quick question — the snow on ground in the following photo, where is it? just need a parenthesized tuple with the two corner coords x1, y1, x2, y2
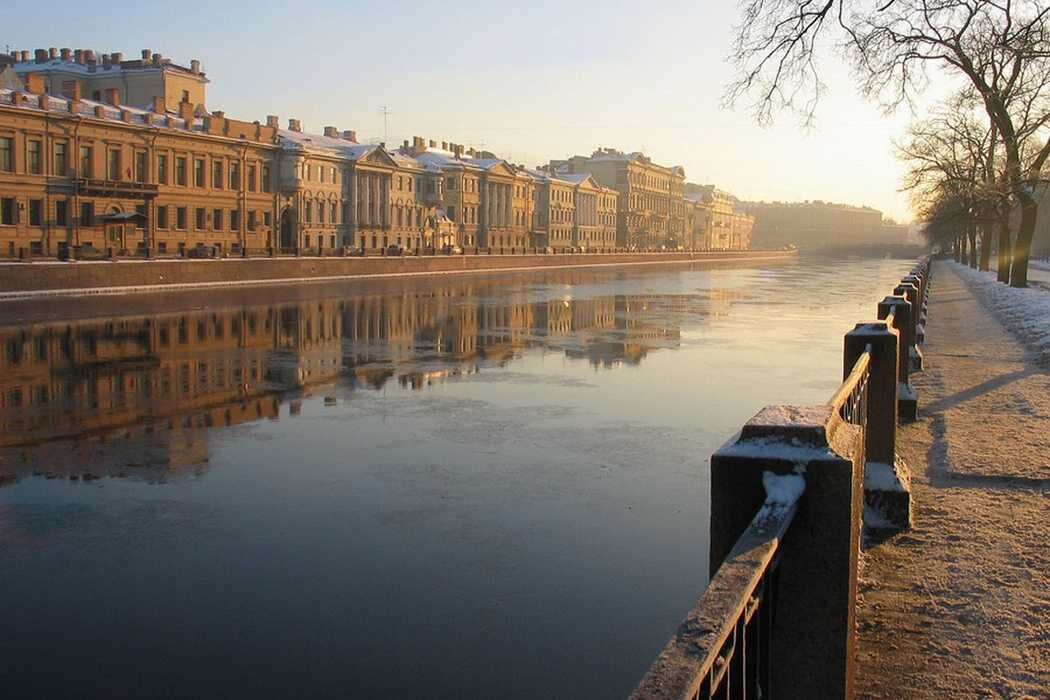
(1030, 259, 1050, 272)
(951, 261, 1050, 365)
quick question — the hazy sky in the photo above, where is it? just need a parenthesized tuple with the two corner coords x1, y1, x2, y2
(7, 0, 939, 221)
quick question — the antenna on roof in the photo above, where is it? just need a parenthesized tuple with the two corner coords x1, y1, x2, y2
(379, 105, 392, 143)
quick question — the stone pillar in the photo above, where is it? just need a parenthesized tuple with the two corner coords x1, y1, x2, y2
(894, 281, 923, 372)
(710, 404, 862, 699)
(902, 275, 925, 345)
(844, 321, 899, 466)
(878, 295, 916, 422)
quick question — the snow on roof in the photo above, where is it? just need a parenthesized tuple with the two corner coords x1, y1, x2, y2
(278, 129, 375, 160)
(12, 58, 203, 79)
(0, 88, 199, 131)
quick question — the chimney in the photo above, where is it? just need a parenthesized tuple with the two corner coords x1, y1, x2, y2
(212, 110, 225, 120)
(20, 50, 30, 63)
(288, 118, 301, 132)
(152, 95, 166, 113)
(323, 126, 338, 137)
(152, 53, 161, 66)
(120, 108, 132, 123)
(60, 48, 71, 62)
(441, 141, 448, 151)
(49, 47, 58, 59)
(402, 139, 409, 150)
(84, 50, 96, 64)
(35, 49, 48, 63)
(104, 87, 120, 107)
(112, 52, 123, 64)
(178, 100, 195, 122)
(62, 80, 81, 101)
(8, 51, 17, 63)
(102, 54, 111, 68)
(38, 94, 50, 110)
(190, 59, 201, 74)
(142, 48, 151, 61)
(74, 49, 84, 64)
(344, 129, 357, 142)
(266, 115, 279, 128)
(94, 105, 106, 118)
(25, 73, 46, 95)
(429, 139, 436, 148)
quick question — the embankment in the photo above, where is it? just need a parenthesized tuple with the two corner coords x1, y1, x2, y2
(0, 249, 796, 299)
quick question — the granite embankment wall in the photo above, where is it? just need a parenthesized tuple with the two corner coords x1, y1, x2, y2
(0, 249, 797, 298)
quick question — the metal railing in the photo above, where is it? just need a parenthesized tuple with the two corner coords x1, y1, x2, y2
(830, 347, 871, 428)
(630, 497, 798, 700)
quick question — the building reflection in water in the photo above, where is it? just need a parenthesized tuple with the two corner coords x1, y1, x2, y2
(0, 274, 744, 485)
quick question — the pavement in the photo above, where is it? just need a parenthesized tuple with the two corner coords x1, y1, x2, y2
(855, 260, 1050, 698)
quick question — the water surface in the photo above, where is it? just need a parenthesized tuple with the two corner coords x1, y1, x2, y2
(0, 255, 915, 698)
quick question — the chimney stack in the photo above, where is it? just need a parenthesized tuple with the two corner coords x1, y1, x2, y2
(104, 88, 120, 106)
(49, 47, 58, 59)
(190, 59, 200, 74)
(429, 139, 436, 148)
(141, 49, 151, 60)
(62, 80, 81, 101)
(102, 54, 111, 68)
(25, 74, 46, 95)
(178, 100, 195, 122)
(60, 48, 71, 61)
(288, 118, 301, 132)
(344, 130, 357, 142)
(20, 50, 30, 63)
(112, 52, 123, 64)
(152, 53, 161, 66)
(152, 95, 166, 113)
(402, 139, 409, 149)
(74, 49, 84, 64)
(84, 50, 95, 64)
(35, 49, 48, 63)
(324, 126, 338, 137)
(441, 141, 448, 151)
(266, 115, 279, 128)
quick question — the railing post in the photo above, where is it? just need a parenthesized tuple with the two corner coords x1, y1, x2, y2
(843, 321, 912, 530)
(879, 296, 917, 423)
(901, 275, 925, 345)
(710, 405, 863, 699)
(893, 282, 923, 372)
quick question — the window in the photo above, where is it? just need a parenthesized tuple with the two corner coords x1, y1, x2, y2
(446, 177, 456, 191)
(447, 206, 456, 221)
(80, 202, 93, 227)
(27, 140, 42, 174)
(330, 202, 337, 223)
(195, 159, 206, 187)
(56, 200, 68, 226)
(135, 151, 147, 183)
(175, 157, 187, 186)
(248, 211, 257, 231)
(176, 206, 187, 230)
(213, 208, 223, 230)
(92, 90, 101, 101)
(181, 89, 190, 103)
(263, 212, 272, 226)
(54, 142, 68, 176)
(0, 137, 12, 172)
(305, 164, 312, 181)
(157, 154, 168, 184)
(319, 167, 326, 184)
(135, 204, 146, 229)
(304, 201, 312, 224)
(230, 210, 240, 231)
(247, 165, 256, 192)
(212, 160, 223, 189)
(261, 165, 271, 193)
(1, 198, 14, 225)
(229, 162, 240, 190)
(318, 203, 325, 224)
(28, 198, 42, 225)
(331, 167, 336, 183)
(196, 208, 206, 230)
(108, 148, 121, 180)
(157, 205, 169, 229)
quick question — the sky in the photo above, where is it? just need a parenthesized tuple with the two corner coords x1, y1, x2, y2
(5, 0, 943, 222)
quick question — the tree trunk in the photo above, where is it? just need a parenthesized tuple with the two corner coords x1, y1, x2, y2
(979, 221, 992, 271)
(967, 224, 978, 268)
(996, 219, 1011, 283)
(958, 233, 965, 263)
(1009, 197, 1037, 288)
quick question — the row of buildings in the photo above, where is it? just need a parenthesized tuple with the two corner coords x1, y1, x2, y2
(0, 46, 753, 258)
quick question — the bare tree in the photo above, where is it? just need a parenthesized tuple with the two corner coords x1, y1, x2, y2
(728, 0, 1050, 286)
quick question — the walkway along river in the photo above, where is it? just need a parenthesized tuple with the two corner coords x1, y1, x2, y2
(0, 255, 914, 699)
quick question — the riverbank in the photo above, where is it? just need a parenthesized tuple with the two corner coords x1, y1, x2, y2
(855, 260, 1050, 697)
(0, 249, 796, 300)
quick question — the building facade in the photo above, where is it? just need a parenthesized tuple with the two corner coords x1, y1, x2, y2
(556, 148, 686, 250)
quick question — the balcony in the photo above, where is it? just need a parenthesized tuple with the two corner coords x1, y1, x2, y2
(77, 178, 159, 200)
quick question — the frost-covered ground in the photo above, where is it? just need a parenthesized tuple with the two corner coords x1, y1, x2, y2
(951, 261, 1050, 365)
(855, 261, 1050, 698)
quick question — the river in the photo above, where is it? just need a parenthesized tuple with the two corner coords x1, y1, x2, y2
(0, 254, 915, 699)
